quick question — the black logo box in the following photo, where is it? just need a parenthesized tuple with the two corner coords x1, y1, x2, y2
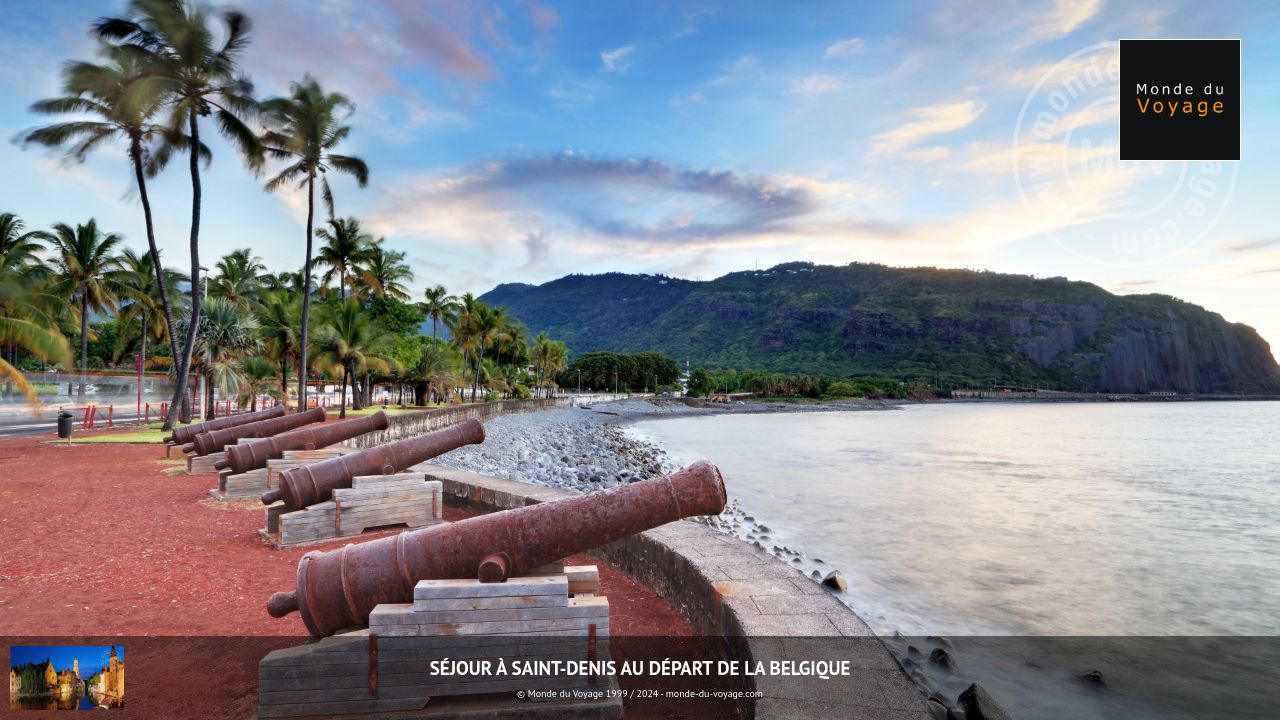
(1120, 39, 1240, 161)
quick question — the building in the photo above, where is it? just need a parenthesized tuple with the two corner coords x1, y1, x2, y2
(95, 646, 124, 703)
(8, 668, 18, 698)
(43, 661, 56, 689)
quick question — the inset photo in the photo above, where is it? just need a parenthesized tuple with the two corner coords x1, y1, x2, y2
(8, 645, 125, 710)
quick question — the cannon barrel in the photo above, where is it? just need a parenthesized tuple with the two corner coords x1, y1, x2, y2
(164, 405, 285, 444)
(214, 411, 391, 473)
(267, 460, 726, 636)
(184, 406, 327, 456)
(261, 418, 486, 509)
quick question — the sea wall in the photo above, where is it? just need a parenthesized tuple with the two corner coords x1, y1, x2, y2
(349, 395, 630, 448)
(414, 462, 929, 719)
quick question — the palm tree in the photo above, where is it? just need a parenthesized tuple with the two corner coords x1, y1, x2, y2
(313, 217, 371, 301)
(95, 0, 261, 429)
(409, 339, 461, 406)
(311, 298, 389, 419)
(209, 248, 265, 308)
(419, 285, 457, 341)
(236, 355, 281, 411)
(530, 332, 569, 398)
(259, 76, 369, 412)
(46, 220, 127, 398)
(0, 276, 72, 411)
(113, 248, 184, 373)
(256, 290, 299, 400)
(182, 296, 260, 419)
(355, 238, 413, 300)
(448, 293, 484, 401)
(0, 214, 50, 278)
(0, 213, 52, 370)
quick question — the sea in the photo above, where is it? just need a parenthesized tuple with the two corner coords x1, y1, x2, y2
(629, 401, 1280, 719)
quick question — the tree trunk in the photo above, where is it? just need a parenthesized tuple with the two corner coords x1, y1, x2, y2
(131, 136, 178, 430)
(349, 363, 361, 411)
(205, 372, 215, 420)
(78, 293, 88, 399)
(338, 363, 348, 419)
(339, 270, 345, 302)
(279, 356, 289, 400)
(298, 173, 315, 412)
(165, 113, 204, 429)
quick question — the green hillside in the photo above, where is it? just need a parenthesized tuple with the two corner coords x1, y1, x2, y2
(481, 262, 1280, 394)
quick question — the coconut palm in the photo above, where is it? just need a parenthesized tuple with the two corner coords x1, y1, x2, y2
(236, 354, 282, 411)
(182, 296, 260, 419)
(113, 248, 185, 371)
(355, 238, 413, 301)
(530, 332, 569, 398)
(1, 213, 53, 371)
(0, 276, 72, 411)
(46, 220, 128, 398)
(419, 285, 457, 341)
(258, 76, 369, 411)
(256, 290, 299, 400)
(313, 217, 370, 301)
(311, 298, 389, 419)
(209, 248, 265, 308)
(0, 214, 50, 279)
(20, 43, 205, 397)
(95, 0, 261, 428)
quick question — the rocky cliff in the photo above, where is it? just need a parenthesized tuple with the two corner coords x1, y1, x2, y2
(481, 262, 1280, 394)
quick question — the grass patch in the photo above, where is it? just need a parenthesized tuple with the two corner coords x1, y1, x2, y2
(52, 428, 169, 444)
(343, 405, 439, 416)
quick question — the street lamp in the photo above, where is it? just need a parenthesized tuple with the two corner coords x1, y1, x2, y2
(577, 369, 581, 394)
(199, 265, 210, 299)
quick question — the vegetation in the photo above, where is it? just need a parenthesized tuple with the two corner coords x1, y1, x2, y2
(483, 262, 1280, 394)
(556, 351, 679, 393)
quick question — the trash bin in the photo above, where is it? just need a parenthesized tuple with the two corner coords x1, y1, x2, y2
(57, 411, 74, 439)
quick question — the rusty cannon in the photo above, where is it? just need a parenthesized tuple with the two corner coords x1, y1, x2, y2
(267, 460, 726, 636)
(214, 410, 391, 473)
(261, 418, 486, 510)
(164, 405, 285, 445)
(184, 406, 327, 456)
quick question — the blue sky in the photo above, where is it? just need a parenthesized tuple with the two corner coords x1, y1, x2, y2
(2, 0, 1278, 352)
(10, 645, 122, 675)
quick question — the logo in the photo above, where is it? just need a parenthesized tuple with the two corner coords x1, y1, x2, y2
(1120, 39, 1240, 161)
(1013, 42, 1238, 267)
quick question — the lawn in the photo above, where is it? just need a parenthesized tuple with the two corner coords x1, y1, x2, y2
(53, 427, 169, 444)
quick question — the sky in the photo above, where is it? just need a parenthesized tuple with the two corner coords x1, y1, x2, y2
(9, 645, 122, 676)
(1, 0, 1278, 352)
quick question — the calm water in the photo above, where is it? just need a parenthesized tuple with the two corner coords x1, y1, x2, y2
(632, 402, 1280, 717)
(633, 402, 1280, 636)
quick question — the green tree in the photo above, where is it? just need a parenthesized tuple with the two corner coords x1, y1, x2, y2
(419, 285, 457, 341)
(112, 248, 184, 370)
(95, 0, 262, 428)
(20, 43, 198, 398)
(407, 338, 461, 406)
(0, 276, 72, 410)
(237, 354, 282, 411)
(182, 296, 260, 419)
(259, 76, 369, 411)
(686, 368, 713, 397)
(313, 217, 370, 301)
(356, 238, 413, 301)
(46, 219, 127, 398)
(210, 248, 266, 308)
(255, 290, 299, 399)
(311, 298, 390, 418)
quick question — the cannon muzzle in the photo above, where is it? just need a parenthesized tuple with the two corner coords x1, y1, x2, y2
(164, 405, 286, 444)
(261, 418, 485, 509)
(268, 460, 726, 636)
(217, 411, 390, 474)
(186, 406, 326, 456)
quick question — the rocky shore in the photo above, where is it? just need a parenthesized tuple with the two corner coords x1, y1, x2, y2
(434, 397, 880, 582)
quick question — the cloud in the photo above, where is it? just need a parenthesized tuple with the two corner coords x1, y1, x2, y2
(519, 231, 551, 270)
(870, 99, 985, 155)
(824, 37, 864, 58)
(791, 74, 842, 96)
(1221, 238, 1280, 253)
(600, 45, 636, 72)
(1031, 0, 1103, 41)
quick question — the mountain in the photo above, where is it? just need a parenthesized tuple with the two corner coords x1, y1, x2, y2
(479, 262, 1280, 394)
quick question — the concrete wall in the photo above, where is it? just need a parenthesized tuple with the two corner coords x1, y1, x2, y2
(415, 463, 929, 720)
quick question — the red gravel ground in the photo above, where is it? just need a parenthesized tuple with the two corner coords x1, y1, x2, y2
(0, 427, 733, 719)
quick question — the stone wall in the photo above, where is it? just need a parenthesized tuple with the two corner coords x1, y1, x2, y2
(415, 463, 930, 720)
